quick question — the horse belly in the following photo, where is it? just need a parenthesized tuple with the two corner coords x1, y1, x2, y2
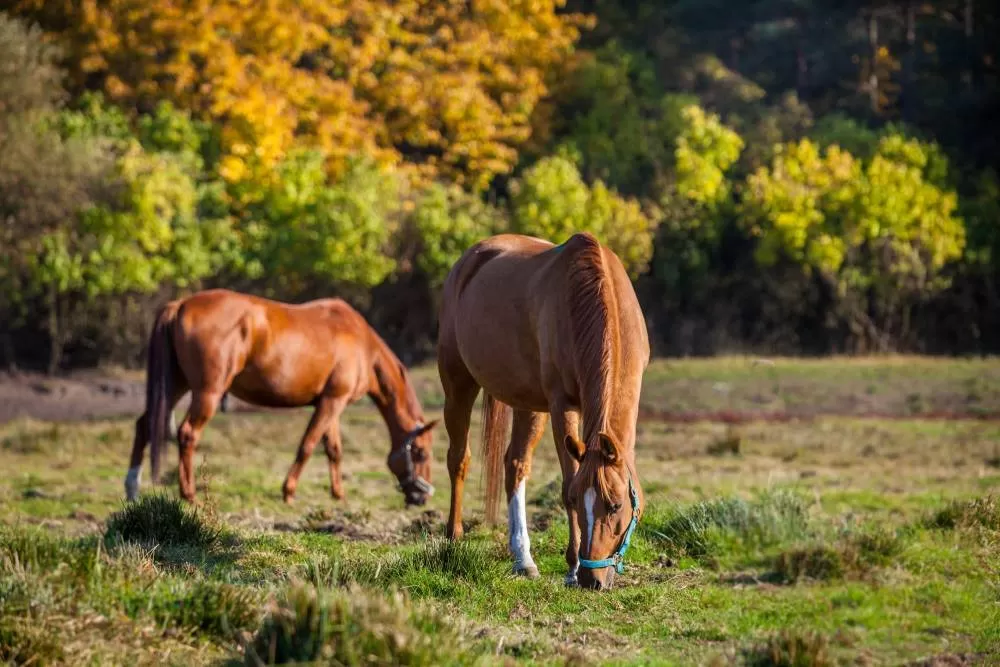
(229, 362, 327, 409)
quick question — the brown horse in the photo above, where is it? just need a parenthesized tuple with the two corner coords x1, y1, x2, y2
(124, 289, 438, 506)
(438, 232, 649, 590)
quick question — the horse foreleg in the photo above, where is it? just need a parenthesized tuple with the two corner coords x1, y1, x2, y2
(177, 391, 220, 502)
(550, 406, 583, 586)
(322, 398, 349, 500)
(505, 410, 548, 578)
(282, 399, 336, 504)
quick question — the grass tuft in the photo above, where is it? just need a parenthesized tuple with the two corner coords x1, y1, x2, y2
(774, 526, 903, 582)
(245, 582, 476, 666)
(0, 617, 65, 665)
(643, 491, 811, 560)
(0, 524, 98, 582)
(742, 629, 831, 667)
(141, 579, 263, 637)
(335, 538, 508, 588)
(924, 495, 1000, 532)
(105, 493, 223, 549)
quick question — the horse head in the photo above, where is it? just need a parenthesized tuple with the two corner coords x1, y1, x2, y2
(565, 430, 643, 590)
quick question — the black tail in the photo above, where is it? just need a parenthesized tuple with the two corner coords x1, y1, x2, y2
(146, 303, 178, 484)
(481, 393, 512, 524)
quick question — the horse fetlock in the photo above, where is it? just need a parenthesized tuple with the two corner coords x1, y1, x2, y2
(514, 563, 540, 579)
(124, 466, 141, 500)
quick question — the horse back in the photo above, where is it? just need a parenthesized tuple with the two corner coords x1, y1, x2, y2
(172, 289, 373, 407)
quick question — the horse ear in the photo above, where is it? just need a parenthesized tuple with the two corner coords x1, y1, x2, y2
(415, 419, 439, 436)
(563, 434, 585, 462)
(598, 431, 622, 465)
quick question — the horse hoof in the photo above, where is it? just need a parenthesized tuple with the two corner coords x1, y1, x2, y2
(514, 564, 540, 579)
(283, 493, 295, 505)
(564, 574, 579, 587)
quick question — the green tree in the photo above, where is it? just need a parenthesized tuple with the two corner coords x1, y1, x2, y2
(510, 153, 654, 277)
(409, 184, 507, 287)
(238, 152, 400, 294)
(740, 135, 965, 350)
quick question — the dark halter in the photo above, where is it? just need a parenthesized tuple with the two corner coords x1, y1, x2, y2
(388, 423, 434, 496)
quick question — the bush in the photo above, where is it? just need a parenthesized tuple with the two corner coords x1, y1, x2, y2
(246, 583, 477, 666)
(105, 494, 222, 550)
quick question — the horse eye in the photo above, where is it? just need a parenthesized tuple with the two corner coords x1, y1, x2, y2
(609, 502, 622, 514)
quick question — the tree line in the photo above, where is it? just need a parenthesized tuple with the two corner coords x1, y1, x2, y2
(1, 1, 998, 372)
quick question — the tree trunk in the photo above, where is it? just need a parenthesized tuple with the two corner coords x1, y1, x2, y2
(868, 11, 880, 114)
(962, 0, 974, 91)
(47, 285, 62, 376)
(900, 1, 917, 123)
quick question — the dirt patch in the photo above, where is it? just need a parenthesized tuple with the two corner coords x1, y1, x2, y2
(0, 371, 265, 424)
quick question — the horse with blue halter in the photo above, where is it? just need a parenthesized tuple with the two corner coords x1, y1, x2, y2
(437, 232, 649, 590)
(124, 289, 437, 507)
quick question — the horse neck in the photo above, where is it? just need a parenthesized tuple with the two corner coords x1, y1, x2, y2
(366, 337, 420, 442)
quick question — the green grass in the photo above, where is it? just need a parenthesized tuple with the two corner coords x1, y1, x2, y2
(2, 357, 1000, 665)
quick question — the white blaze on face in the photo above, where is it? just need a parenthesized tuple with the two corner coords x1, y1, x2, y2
(508, 479, 536, 571)
(583, 487, 597, 553)
(124, 466, 142, 500)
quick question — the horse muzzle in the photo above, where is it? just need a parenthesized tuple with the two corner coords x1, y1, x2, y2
(401, 476, 434, 506)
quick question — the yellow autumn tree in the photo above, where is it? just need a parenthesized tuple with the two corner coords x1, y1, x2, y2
(14, 0, 583, 189)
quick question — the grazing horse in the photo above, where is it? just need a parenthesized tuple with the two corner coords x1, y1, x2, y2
(438, 232, 649, 590)
(124, 289, 438, 506)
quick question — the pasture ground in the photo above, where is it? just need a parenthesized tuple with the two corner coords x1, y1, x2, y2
(1, 357, 998, 665)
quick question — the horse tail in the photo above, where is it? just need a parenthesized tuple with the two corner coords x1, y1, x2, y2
(481, 393, 512, 525)
(147, 302, 180, 484)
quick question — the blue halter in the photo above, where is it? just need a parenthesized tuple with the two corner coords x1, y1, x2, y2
(578, 475, 640, 574)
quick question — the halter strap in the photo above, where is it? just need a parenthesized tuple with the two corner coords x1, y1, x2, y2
(388, 422, 434, 495)
(577, 474, 640, 574)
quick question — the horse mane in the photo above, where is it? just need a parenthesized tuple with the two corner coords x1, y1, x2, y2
(566, 233, 620, 447)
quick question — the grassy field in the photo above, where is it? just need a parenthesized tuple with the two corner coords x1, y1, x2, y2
(1, 357, 999, 665)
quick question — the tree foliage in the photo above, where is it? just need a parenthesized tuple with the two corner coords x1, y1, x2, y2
(740, 135, 965, 348)
(238, 153, 400, 293)
(510, 153, 653, 277)
(13, 0, 584, 190)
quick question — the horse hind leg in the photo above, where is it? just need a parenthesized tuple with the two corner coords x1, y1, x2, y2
(439, 354, 480, 541)
(125, 386, 186, 500)
(506, 409, 548, 578)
